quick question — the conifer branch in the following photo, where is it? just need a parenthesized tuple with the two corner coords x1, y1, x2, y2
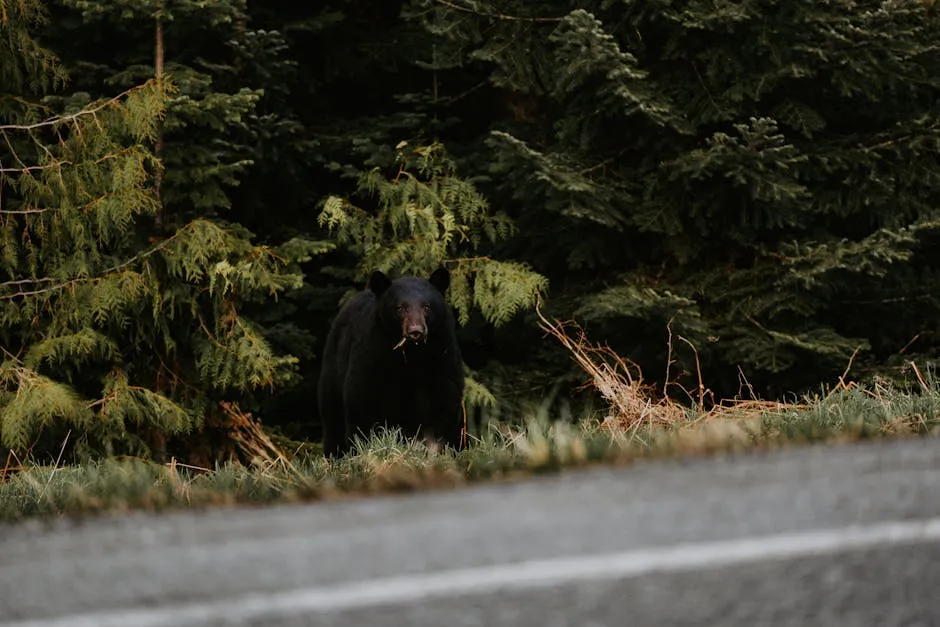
(0, 220, 200, 300)
(0, 147, 138, 175)
(0, 82, 158, 132)
(0, 206, 51, 213)
(0, 127, 31, 171)
(431, 0, 563, 23)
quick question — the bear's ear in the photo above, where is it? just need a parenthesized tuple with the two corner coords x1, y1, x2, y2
(367, 270, 392, 296)
(429, 266, 450, 294)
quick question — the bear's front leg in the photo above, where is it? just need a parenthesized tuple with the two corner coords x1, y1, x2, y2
(341, 377, 391, 453)
(428, 377, 465, 452)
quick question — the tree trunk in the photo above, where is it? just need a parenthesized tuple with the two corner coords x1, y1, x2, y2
(153, 0, 166, 231)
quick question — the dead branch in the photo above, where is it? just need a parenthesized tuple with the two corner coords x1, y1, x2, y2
(534, 296, 685, 431)
(677, 334, 706, 413)
(837, 346, 862, 391)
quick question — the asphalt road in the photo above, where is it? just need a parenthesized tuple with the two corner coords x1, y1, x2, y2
(2, 437, 940, 626)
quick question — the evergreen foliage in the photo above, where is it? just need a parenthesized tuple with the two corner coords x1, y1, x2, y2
(0, 0, 67, 108)
(319, 141, 548, 328)
(0, 6, 321, 461)
(409, 0, 940, 396)
(5, 0, 940, 462)
(50, 0, 263, 226)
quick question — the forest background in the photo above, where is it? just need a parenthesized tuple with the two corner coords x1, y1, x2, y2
(2, 0, 940, 466)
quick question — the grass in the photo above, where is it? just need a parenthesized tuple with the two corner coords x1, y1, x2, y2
(2, 309, 939, 523)
(1, 381, 938, 524)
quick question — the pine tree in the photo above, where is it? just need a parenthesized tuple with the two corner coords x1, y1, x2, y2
(0, 3, 323, 461)
(404, 0, 940, 398)
(47, 0, 263, 228)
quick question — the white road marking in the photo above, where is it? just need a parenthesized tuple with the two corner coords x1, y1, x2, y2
(6, 517, 940, 627)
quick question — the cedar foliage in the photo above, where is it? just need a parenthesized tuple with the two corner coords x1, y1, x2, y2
(50, 0, 264, 227)
(0, 3, 317, 461)
(39, 0, 339, 441)
(319, 140, 549, 414)
(319, 141, 548, 327)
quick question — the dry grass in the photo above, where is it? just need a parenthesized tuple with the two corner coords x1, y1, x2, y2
(222, 401, 310, 484)
(534, 299, 808, 440)
(534, 301, 687, 432)
(532, 298, 940, 457)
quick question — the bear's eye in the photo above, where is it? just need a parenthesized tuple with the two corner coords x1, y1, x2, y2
(422, 304, 431, 313)
(397, 304, 408, 315)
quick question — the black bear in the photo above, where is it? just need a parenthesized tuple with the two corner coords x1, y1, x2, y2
(317, 267, 465, 458)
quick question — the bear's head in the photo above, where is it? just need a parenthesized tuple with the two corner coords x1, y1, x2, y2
(368, 267, 452, 345)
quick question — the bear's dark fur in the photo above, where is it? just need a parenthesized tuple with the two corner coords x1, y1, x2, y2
(317, 267, 465, 458)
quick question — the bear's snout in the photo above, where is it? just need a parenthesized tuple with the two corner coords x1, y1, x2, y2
(405, 322, 427, 342)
